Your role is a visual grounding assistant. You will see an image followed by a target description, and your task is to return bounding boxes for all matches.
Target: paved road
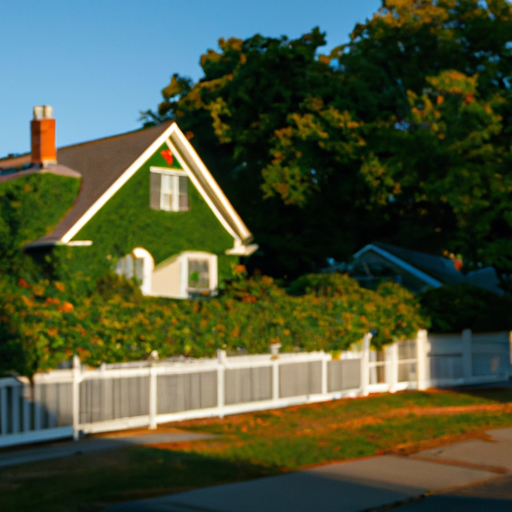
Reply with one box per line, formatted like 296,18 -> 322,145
106,427 -> 512,512
0,431 -> 216,468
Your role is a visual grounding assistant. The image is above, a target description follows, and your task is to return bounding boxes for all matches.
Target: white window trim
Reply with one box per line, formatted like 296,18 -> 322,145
150,166 -> 188,177
177,251 -> 218,298
132,247 -> 155,295
150,166 -> 188,212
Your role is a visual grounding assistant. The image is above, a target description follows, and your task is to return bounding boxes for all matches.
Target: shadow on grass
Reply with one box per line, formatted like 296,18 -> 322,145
0,445 -> 281,512
449,384 -> 512,404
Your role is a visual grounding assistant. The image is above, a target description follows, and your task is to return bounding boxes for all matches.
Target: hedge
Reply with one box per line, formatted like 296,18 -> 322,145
419,283 -> 512,333
0,271 -> 426,380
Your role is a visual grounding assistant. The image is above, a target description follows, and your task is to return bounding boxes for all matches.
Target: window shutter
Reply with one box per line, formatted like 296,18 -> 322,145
150,172 -> 161,210
178,175 -> 189,211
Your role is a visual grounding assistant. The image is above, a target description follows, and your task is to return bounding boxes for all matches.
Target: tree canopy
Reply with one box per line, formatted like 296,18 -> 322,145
142,0 -> 512,279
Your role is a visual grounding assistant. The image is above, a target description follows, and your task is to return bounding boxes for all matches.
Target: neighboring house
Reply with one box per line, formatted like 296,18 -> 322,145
349,242 -> 503,295
0,105 -> 257,298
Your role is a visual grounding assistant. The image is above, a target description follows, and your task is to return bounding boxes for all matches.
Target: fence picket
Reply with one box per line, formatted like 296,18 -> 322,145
0,387 -> 7,435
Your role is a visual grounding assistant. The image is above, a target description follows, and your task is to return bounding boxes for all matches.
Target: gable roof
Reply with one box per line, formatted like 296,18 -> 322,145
1,122 -> 254,250
370,242 -> 465,286
354,242 -> 503,294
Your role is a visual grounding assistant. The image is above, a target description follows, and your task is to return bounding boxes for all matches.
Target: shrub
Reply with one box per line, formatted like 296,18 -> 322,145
0,272 -> 427,379
419,283 -> 512,333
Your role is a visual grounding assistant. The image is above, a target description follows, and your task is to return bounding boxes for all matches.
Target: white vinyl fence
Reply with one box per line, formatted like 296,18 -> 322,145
1,329 -> 510,448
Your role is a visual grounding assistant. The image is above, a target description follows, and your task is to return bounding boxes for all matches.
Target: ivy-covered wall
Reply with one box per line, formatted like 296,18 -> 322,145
0,173 -> 81,274
70,143 -> 238,283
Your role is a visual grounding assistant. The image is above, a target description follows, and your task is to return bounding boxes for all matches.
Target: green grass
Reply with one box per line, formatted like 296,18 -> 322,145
1,388 -> 512,511
0,446 -> 276,512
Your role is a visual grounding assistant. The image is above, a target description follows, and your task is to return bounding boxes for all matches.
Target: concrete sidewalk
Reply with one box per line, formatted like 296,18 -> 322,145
106,428 -> 512,512
0,430 -> 216,469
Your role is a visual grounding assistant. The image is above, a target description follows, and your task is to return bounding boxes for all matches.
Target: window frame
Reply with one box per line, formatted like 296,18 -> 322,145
150,167 -> 189,212
178,251 -> 218,298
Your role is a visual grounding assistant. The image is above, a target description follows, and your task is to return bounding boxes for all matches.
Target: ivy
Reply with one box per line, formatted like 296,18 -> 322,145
0,271 -> 426,380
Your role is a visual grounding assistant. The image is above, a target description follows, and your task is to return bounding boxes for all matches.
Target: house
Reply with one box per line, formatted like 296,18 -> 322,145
349,242 -> 503,295
0,105 -> 257,298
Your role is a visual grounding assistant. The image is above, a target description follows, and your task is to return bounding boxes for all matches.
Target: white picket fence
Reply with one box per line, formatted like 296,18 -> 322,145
0,329 -> 510,448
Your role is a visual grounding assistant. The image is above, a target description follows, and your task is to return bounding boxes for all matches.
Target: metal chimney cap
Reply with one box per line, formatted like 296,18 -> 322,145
33,105 -> 53,120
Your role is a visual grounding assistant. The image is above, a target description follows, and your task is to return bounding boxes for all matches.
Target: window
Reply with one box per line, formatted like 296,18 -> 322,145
188,259 -> 210,290
150,168 -> 189,212
116,254 -> 144,282
114,247 -> 154,296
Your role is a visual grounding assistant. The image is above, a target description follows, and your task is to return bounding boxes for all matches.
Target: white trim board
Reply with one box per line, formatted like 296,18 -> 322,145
164,138 -> 241,244
353,244 -> 442,288
173,128 -> 251,241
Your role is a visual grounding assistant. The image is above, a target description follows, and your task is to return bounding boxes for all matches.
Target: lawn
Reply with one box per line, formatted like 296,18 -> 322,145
2,388 -> 512,511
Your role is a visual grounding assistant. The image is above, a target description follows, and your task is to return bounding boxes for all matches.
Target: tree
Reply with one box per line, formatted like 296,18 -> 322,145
142,30 -> 373,277
143,0 -> 512,278
335,0 -> 512,271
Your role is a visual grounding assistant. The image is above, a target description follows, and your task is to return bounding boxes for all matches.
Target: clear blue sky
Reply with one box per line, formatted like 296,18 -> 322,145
0,0 -> 381,157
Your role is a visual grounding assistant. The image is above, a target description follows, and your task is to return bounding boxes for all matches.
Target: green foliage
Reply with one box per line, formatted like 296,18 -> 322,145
71,143 -> 236,282
142,29 -> 366,277
0,272 -> 425,379
339,0 -> 512,269
143,1 -> 512,278
419,283 -> 512,333
0,275 -> 84,380
286,273 -> 426,348
0,173 -> 80,273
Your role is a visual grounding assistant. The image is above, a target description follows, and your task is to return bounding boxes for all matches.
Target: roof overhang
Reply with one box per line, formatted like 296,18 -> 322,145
226,243 -> 259,256
353,244 -> 443,288
24,240 -> 60,250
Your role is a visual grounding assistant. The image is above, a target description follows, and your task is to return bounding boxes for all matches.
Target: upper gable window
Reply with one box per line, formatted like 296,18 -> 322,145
150,168 -> 189,212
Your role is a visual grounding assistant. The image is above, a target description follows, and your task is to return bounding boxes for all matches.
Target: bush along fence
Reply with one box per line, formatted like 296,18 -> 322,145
0,329 -> 510,448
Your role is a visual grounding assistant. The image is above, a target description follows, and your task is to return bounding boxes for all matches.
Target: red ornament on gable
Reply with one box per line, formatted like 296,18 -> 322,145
160,149 -> 174,166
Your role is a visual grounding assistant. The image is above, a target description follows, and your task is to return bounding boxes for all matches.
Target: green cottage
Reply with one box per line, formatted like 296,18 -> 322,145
1,106 -> 257,297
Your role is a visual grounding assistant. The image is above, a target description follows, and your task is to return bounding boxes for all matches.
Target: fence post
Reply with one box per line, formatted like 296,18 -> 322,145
462,329 -> 473,381
360,333 -> 372,396
22,384 -> 30,432
72,355 -> 81,441
416,329 -> 428,390
148,366 -> 157,430
321,352 -> 329,395
387,343 -> 398,393
217,349 -> 226,418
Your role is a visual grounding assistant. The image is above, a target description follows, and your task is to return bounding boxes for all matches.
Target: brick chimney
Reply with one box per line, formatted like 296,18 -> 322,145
31,105 -> 56,167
